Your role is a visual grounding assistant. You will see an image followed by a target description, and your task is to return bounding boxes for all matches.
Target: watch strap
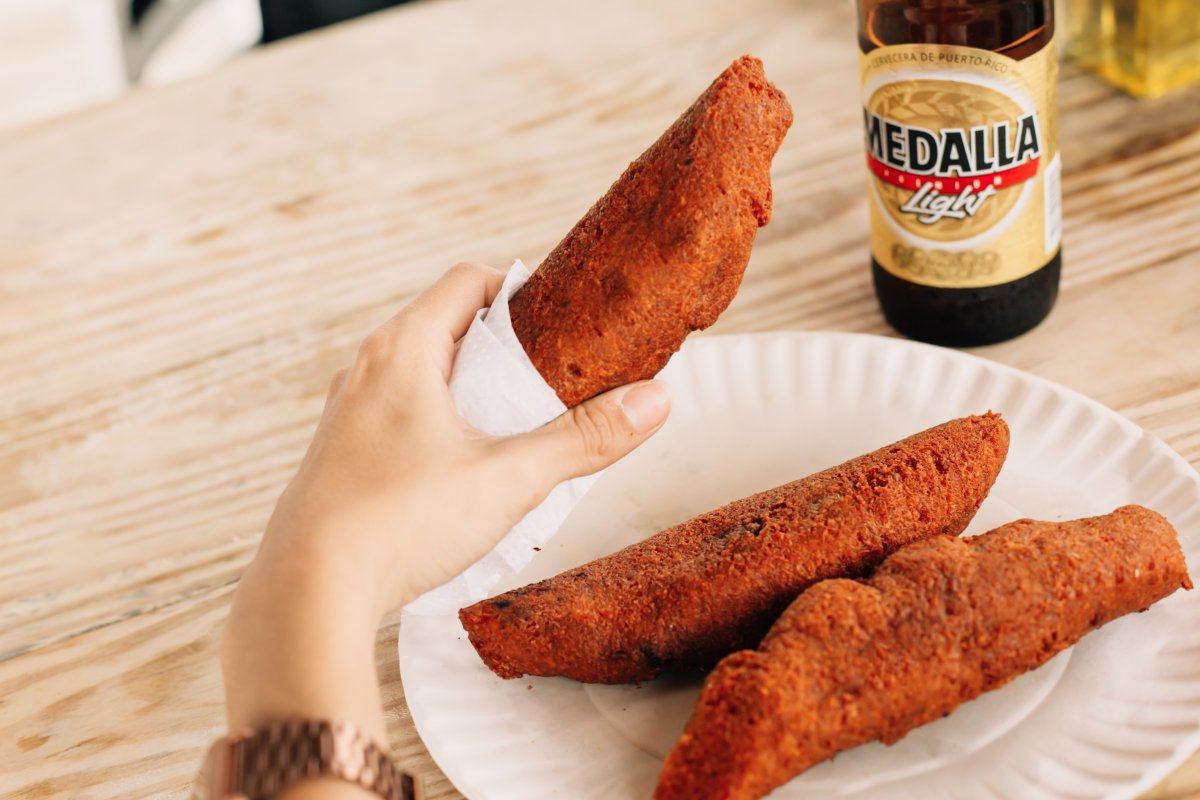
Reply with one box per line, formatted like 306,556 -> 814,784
200,719 -> 423,800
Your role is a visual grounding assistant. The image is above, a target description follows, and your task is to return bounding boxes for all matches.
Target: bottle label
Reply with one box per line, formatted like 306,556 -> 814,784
860,39 -> 1060,289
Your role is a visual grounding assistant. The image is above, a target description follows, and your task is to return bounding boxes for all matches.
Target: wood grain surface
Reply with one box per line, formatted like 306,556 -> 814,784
1,0 -> 1198,797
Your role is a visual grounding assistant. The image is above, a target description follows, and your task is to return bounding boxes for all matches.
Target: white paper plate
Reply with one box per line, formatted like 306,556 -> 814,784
400,331 -> 1200,800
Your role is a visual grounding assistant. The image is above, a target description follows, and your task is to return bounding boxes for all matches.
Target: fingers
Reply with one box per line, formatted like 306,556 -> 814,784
326,367 -> 350,403
319,367 -> 350,422
401,261 -> 505,342
498,381 -> 672,488
353,261 -> 505,385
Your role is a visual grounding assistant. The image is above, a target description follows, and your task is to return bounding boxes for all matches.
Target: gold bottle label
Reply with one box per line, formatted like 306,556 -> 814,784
860,39 -> 1061,289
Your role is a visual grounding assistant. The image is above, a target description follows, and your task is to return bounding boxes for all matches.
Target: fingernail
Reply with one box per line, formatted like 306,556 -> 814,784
618,381 -> 671,434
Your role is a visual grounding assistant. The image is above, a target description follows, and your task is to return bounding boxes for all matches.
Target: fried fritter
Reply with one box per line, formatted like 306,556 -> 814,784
460,414 -> 1009,684
509,55 -> 793,407
655,505 -> 1192,800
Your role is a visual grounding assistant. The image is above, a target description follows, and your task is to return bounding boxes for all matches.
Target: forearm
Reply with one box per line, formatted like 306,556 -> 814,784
221,541 -> 392,797
208,261 -> 669,799
277,779 -> 380,800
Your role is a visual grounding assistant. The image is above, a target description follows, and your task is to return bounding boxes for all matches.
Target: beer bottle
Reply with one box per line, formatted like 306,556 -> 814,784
856,0 -> 1062,346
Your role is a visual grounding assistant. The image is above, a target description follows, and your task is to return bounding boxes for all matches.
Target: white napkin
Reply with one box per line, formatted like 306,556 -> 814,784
404,260 -> 602,615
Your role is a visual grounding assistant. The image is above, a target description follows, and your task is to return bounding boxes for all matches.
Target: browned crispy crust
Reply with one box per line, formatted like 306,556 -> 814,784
509,55 -> 793,407
459,414 -> 1009,684
655,505 -> 1193,800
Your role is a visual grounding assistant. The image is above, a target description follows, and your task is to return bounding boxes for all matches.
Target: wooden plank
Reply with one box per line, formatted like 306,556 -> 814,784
1,0 -> 1197,796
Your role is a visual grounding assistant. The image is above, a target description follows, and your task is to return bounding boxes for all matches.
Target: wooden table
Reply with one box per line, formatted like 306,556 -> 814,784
2,0 -> 1198,796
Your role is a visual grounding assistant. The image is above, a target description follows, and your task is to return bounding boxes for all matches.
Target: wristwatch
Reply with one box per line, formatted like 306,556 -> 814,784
196,719 -> 424,800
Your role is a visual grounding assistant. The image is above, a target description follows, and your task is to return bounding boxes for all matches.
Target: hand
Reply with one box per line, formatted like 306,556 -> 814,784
256,260 -> 671,615
221,262 -> 671,762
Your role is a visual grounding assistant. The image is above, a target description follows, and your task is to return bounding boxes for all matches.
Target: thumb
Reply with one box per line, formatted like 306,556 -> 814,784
504,380 -> 672,486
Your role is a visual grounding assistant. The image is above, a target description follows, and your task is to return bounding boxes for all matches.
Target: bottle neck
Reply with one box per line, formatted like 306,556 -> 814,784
857,0 -> 1054,59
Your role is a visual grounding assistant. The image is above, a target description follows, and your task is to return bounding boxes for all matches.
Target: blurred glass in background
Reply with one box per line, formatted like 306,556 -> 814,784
1062,0 -> 1200,96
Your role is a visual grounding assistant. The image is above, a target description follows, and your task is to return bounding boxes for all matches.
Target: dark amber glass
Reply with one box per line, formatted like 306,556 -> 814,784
857,0 -> 1061,347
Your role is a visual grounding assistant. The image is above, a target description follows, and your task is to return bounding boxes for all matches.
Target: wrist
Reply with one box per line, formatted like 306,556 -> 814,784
253,522 -> 395,616
222,540 -> 388,743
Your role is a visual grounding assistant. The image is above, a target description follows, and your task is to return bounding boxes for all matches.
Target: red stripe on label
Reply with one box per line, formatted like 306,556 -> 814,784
867,155 -> 1040,193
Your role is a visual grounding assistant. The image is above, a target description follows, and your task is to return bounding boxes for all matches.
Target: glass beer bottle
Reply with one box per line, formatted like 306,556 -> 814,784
856,0 -> 1062,346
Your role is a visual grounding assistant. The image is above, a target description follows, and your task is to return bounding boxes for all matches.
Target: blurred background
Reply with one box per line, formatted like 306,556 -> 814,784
2,0 -> 1200,133
0,0 -> 417,130
0,0 -> 1197,133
